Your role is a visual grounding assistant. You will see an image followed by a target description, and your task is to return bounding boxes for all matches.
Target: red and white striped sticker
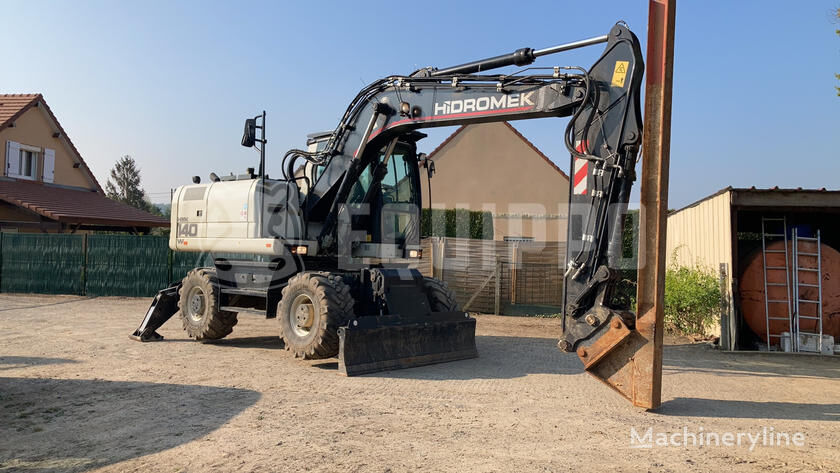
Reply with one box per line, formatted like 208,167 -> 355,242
573,140 -> 588,195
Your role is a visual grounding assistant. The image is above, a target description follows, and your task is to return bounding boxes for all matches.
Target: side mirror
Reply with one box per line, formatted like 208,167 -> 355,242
241,118 -> 257,147
418,153 -> 435,178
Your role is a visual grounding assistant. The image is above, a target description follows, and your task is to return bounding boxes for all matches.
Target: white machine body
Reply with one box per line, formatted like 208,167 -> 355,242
170,179 -> 311,255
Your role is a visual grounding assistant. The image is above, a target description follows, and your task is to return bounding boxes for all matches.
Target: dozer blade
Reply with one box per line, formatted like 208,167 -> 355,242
337,311 -> 477,376
129,284 -> 181,342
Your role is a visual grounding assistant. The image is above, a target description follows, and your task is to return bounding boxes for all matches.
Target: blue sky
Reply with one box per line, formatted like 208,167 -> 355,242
3,1 -> 838,207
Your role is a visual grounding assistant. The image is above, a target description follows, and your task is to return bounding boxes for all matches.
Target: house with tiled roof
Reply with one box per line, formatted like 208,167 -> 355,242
0,94 -> 167,233
420,122 -> 569,242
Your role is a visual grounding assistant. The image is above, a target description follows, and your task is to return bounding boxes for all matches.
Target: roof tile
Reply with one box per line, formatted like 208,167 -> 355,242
0,179 -> 168,228
0,94 -> 40,128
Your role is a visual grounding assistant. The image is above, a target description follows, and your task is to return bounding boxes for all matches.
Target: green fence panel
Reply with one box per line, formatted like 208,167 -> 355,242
172,251 -> 212,283
0,233 -> 84,294
86,235 -> 170,297
0,233 -> 278,297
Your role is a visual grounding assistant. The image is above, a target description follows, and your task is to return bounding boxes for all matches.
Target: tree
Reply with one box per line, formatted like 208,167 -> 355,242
105,155 -> 153,212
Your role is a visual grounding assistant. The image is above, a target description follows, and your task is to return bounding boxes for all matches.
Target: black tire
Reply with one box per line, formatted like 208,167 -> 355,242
424,277 -> 459,311
178,268 -> 238,340
278,272 -> 354,359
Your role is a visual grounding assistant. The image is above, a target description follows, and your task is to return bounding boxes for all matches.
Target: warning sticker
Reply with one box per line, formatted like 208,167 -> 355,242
611,61 -> 629,88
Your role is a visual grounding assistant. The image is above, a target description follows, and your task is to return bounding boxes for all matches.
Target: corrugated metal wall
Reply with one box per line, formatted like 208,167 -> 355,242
666,191 -> 732,271
665,191 -> 733,338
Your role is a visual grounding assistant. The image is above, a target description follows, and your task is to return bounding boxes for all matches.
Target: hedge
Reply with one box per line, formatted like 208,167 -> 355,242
420,208 -> 494,240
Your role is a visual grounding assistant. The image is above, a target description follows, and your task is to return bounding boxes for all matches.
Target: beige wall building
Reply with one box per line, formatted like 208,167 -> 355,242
0,94 -> 167,232
1,95 -> 99,191
420,122 -> 569,242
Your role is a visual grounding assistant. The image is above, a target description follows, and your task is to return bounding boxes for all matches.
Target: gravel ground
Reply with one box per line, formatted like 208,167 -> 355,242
1,294 -> 838,472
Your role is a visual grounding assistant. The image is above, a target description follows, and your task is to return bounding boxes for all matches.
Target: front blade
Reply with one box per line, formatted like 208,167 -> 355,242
338,311 -> 477,376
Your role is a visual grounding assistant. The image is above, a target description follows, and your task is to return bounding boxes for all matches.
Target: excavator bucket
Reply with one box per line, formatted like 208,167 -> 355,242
337,311 -> 477,376
336,269 -> 477,376
569,314 -> 663,409
129,284 -> 180,342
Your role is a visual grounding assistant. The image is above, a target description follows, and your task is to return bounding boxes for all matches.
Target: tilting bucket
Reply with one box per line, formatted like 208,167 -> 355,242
129,284 -> 180,342
337,311 -> 477,376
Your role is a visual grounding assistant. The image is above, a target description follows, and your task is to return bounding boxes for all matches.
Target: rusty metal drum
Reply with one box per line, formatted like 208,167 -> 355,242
739,240 -> 840,347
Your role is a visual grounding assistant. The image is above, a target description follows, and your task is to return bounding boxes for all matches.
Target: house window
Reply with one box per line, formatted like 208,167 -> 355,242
18,149 -> 39,180
5,141 -> 54,182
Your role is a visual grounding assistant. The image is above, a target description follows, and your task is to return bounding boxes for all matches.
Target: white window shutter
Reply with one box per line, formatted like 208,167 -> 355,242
5,141 -> 20,177
43,148 -> 55,183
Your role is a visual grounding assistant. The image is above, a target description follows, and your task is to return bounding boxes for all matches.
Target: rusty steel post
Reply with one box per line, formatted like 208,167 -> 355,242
582,0 -> 675,409
635,0 -> 676,409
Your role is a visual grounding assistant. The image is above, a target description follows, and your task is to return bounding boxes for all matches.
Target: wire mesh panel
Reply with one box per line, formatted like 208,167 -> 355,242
504,262 -> 564,307
0,233 -> 84,294
418,237 -> 566,315
86,235 -> 170,297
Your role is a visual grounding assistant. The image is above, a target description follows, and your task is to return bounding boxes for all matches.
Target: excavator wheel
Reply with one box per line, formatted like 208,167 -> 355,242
424,277 -> 458,311
279,272 -> 354,359
178,268 -> 238,340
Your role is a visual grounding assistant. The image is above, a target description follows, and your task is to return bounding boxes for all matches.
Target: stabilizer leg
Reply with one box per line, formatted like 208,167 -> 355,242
130,284 -> 181,342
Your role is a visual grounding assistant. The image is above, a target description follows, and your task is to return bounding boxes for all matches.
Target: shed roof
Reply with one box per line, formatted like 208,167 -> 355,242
670,186 -> 840,217
0,179 -> 168,228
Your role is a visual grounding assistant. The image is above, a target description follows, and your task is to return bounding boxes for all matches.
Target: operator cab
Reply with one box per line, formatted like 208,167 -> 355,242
346,136 -> 423,255
300,131 -> 427,261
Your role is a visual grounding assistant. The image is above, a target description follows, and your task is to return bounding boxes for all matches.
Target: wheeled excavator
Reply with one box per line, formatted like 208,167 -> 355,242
132,22 -> 662,407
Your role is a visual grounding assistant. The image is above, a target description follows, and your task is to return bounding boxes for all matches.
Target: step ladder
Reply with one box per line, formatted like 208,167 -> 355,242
760,217 -> 792,350
791,228 -> 824,353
